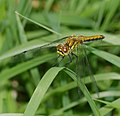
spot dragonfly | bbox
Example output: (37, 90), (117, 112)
(3, 34), (105, 95)
(56, 34), (105, 96)
(9, 34), (105, 75)
(56, 34), (104, 60)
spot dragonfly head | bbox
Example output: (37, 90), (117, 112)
(57, 44), (69, 57)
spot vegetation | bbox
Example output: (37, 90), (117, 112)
(0, 0), (120, 116)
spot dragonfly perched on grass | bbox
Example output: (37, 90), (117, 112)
(28, 35), (103, 90)
(56, 34), (105, 96)
(0, 33), (105, 96)
(11, 34), (104, 65)
(56, 34), (104, 63)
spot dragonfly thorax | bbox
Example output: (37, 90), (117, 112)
(57, 36), (81, 56)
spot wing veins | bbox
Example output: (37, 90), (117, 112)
(81, 44), (99, 97)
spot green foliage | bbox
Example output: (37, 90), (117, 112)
(0, 0), (120, 116)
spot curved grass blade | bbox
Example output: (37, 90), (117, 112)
(43, 72), (120, 102)
(64, 68), (101, 116)
(24, 67), (64, 116)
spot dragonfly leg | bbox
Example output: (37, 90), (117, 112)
(66, 54), (72, 65)
(68, 54), (73, 63)
(64, 54), (73, 66)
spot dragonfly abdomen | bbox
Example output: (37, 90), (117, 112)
(80, 35), (105, 43)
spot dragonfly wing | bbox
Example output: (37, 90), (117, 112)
(0, 36), (71, 62)
(79, 44), (99, 97)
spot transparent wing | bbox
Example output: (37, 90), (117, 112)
(0, 36), (72, 62)
(0, 36), (73, 69)
(74, 45), (87, 97)
(75, 44), (99, 97)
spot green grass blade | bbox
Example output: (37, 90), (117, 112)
(16, 6), (41, 87)
(23, 67), (64, 116)
(76, 0), (88, 13)
(43, 72), (120, 102)
(0, 33), (60, 61)
(16, 11), (27, 43)
(64, 68), (101, 116)
(101, 0), (120, 31)
(88, 47), (120, 68)
(51, 91), (120, 115)
(94, 1), (106, 30)
(0, 113), (23, 116)
(45, 0), (54, 11)
(0, 40), (52, 61)
(0, 53), (56, 84)
(95, 99), (120, 109)
(60, 72), (73, 115)
(15, 11), (61, 36)
(94, 98), (120, 116)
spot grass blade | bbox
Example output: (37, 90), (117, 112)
(0, 113), (23, 116)
(15, 11), (61, 36)
(64, 68), (101, 116)
(88, 47), (120, 68)
(0, 53), (56, 84)
(52, 91), (120, 115)
(43, 72), (120, 102)
(94, 98), (120, 116)
(23, 67), (64, 116)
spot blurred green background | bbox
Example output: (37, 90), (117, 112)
(0, 0), (120, 116)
